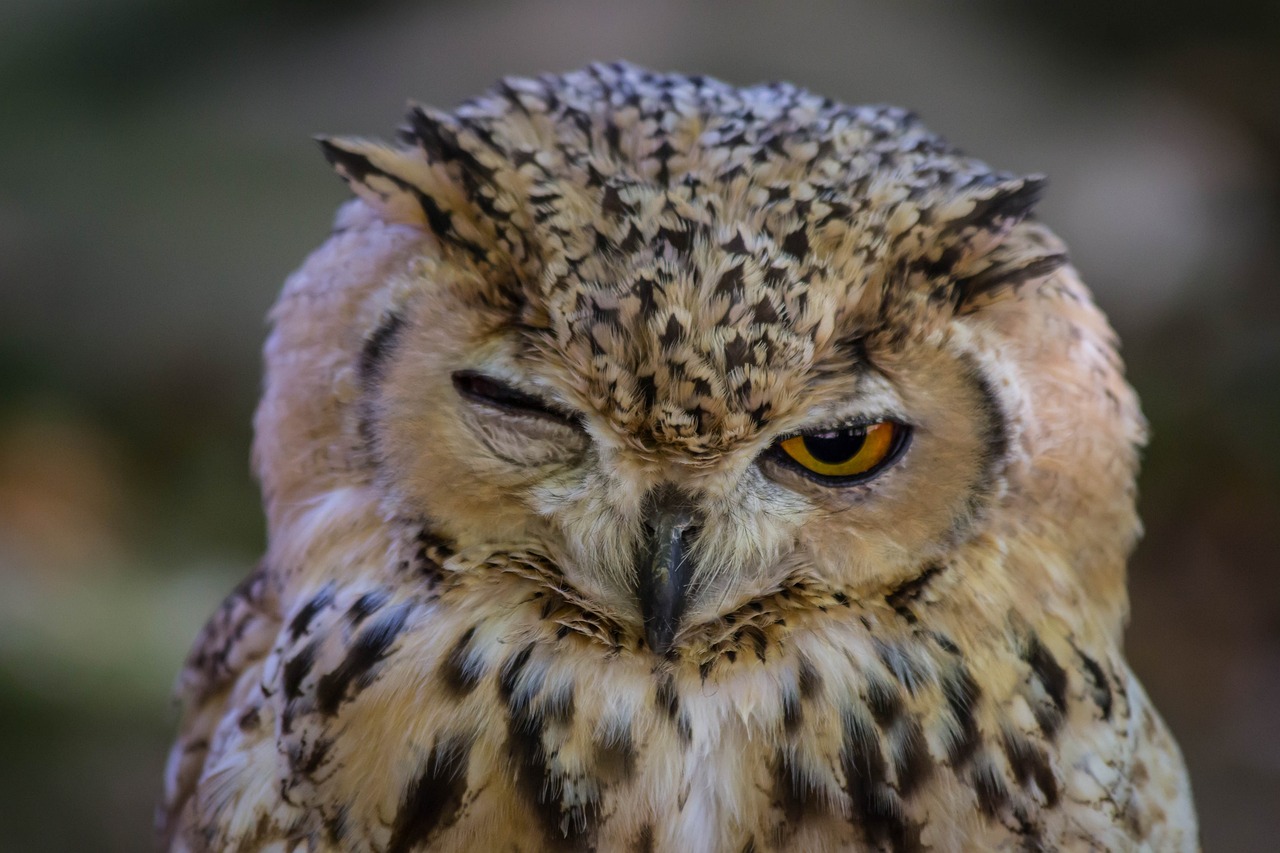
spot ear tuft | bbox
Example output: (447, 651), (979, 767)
(316, 136), (431, 227)
(317, 135), (492, 265)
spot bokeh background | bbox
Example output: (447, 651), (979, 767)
(1, 1), (1277, 849)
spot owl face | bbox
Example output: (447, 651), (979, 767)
(370, 206), (1012, 655)
(269, 64), (1144, 656)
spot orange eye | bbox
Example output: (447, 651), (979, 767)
(776, 421), (906, 482)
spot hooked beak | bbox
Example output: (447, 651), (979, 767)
(636, 485), (701, 657)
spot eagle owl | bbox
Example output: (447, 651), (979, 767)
(161, 63), (1198, 851)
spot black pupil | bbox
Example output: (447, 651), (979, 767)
(803, 427), (868, 465)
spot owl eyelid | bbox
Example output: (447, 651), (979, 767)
(772, 416), (906, 444)
(451, 370), (583, 428)
(765, 420), (913, 487)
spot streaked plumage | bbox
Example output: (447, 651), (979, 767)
(161, 63), (1198, 852)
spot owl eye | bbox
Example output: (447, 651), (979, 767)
(452, 370), (581, 427)
(772, 421), (909, 484)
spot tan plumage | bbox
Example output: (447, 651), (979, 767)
(161, 63), (1198, 851)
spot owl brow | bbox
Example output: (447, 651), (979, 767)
(806, 333), (874, 387)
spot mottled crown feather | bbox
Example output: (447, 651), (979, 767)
(318, 62), (1067, 454)
(319, 62), (1057, 298)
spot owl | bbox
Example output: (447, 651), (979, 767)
(160, 63), (1198, 852)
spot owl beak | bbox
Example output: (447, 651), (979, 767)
(637, 485), (701, 657)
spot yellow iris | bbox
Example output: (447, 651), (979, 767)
(778, 422), (899, 478)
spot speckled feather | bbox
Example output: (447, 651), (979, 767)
(161, 63), (1197, 852)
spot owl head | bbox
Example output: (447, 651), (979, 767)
(253, 63), (1144, 658)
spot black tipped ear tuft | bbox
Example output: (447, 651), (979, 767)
(317, 135), (366, 179)
(314, 135), (491, 264)
(315, 136), (432, 226)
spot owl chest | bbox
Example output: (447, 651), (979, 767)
(259, 592), (944, 851)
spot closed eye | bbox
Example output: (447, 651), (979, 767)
(451, 370), (582, 428)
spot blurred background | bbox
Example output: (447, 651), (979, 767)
(1, 0), (1276, 849)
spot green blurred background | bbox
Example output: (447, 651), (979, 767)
(1, 1), (1277, 849)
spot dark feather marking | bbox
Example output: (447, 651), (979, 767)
(323, 804), (350, 847)
(315, 602), (413, 715)
(660, 314), (684, 348)
(971, 758), (1013, 819)
(359, 313), (406, 385)
(775, 748), (825, 825)
(1075, 648), (1113, 722)
(714, 264), (746, 298)
(440, 625), (482, 696)
(282, 640), (319, 701)
(891, 716), (933, 798)
(721, 232), (749, 255)
(840, 706), (923, 852)
(865, 677), (903, 730)
(601, 184), (637, 218)
(289, 735), (332, 778)
(928, 631), (961, 655)
(1031, 701), (1065, 741)
(656, 674), (679, 720)
(657, 225), (691, 254)
(875, 640), (931, 696)
(542, 681), (575, 726)
(1023, 634), (1068, 738)
(797, 654), (822, 699)
(386, 733), (473, 853)
(751, 298), (779, 324)
(739, 624), (768, 662)
(944, 362), (1010, 543)
(782, 687), (802, 734)
(237, 706), (261, 732)
(951, 177), (1046, 233)
(498, 643), (536, 702)
(941, 665), (983, 769)
(507, 701), (598, 849)
(723, 333), (758, 370)
(594, 720), (637, 784)
(885, 564), (945, 623)
(1001, 729), (1060, 807)
(676, 712), (692, 745)
(863, 675), (933, 798)
(185, 564), (270, 695)
(289, 584), (335, 641)
(781, 227), (809, 259)
(318, 138), (382, 185)
(632, 825), (654, 853)
(953, 254), (1067, 310)
(347, 589), (390, 627)
(409, 108), (497, 185)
